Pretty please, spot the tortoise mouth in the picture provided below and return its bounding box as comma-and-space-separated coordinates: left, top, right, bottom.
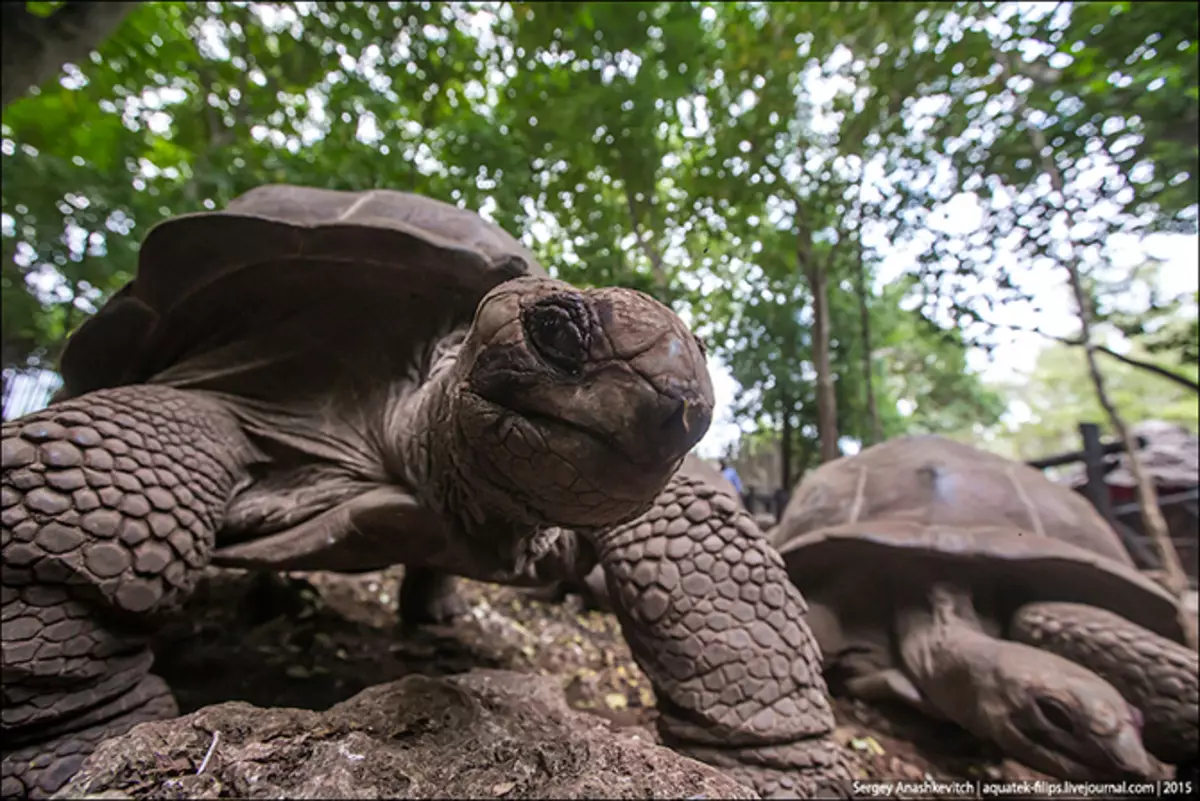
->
1012, 716, 1143, 779
468, 389, 623, 460
466, 388, 683, 476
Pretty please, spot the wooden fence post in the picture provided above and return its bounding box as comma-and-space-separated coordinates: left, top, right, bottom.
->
1079, 422, 1117, 529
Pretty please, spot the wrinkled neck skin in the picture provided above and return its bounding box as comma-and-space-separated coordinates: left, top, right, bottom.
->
385, 328, 590, 585
894, 583, 1002, 736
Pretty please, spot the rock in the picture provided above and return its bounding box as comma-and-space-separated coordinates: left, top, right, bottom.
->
55, 669, 756, 800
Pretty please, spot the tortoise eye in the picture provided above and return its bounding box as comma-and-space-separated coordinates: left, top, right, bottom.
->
522, 294, 593, 374
1036, 696, 1076, 734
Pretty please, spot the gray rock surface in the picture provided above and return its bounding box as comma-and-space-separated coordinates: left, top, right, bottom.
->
55, 669, 756, 800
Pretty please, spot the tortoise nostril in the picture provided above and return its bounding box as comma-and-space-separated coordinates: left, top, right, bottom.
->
654, 392, 710, 459
662, 398, 688, 433
522, 294, 593, 373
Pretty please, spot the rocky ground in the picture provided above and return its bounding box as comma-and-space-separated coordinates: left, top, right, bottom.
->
132, 565, 1051, 797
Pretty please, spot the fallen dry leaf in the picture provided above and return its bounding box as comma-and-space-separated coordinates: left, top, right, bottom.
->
850, 735, 885, 756
604, 693, 628, 710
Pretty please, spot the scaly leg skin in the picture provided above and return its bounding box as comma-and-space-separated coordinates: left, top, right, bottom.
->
398, 567, 469, 627
1011, 601, 1199, 766
594, 472, 851, 799
1, 385, 251, 799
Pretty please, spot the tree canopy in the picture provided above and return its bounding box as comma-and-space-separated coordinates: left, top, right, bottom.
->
991, 334, 1199, 460
3, 0, 1196, 484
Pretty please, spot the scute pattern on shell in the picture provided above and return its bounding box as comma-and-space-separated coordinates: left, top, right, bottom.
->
772, 436, 1181, 639
775, 435, 1132, 565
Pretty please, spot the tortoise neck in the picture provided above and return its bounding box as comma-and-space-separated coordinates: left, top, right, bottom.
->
391, 326, 474, 517
906, 582, 983, 632
389, 326, 559, 581
894, 583, 1003, 730
895, 582, 988, 661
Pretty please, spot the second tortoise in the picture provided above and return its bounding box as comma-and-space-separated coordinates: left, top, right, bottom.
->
772, 435, 1197, 781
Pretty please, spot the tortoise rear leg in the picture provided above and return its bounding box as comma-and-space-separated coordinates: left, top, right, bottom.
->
1010, 601, 1198, 770
594, 472, 850, 798
398, 567, 469, 626
2, 385, 254, 799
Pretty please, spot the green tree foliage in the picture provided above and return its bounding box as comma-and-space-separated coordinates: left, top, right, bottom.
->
1087, 261, 1200, 368
992, 337, 1199, 460
845, 2, 1198, 349
480, 2, 719, 302
2, 1, 1194, 481
3, 2, 504, 368
872, 277, 1007, 437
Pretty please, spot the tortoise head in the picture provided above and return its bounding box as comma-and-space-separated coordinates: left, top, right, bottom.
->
453, 276, 713, 528
987, 647, 1153, 780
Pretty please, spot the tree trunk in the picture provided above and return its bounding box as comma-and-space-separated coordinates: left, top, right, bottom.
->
853, 235, 882, 445
618, 153, 671, 304
790, 159, 839, 464
1068, 282, 1189, 585
804, 253, 840, 463
994, 47, 1193, 645
780, 389, 794, 493
2, 2, 138, 108
793, 439, 814, 487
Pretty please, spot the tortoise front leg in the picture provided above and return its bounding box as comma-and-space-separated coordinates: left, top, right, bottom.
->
2, 385, 252, 799
593, 472, 850, 799
1011, 601, 1198, 768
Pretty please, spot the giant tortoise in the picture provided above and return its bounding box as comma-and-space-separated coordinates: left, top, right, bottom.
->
772, 435, 1197, 781
1, 186, 847, 799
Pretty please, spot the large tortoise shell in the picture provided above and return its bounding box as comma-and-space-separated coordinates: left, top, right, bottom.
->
58, 185, 546, 398
773, 436, 1183, 641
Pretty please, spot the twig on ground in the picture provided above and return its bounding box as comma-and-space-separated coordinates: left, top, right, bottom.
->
197, 730, 221, 775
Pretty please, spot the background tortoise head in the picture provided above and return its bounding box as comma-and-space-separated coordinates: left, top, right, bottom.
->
456, 275, 714, 528
986, 644, 1151, 779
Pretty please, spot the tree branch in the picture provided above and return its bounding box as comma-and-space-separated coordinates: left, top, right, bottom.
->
1093, 342, 1199, 393
972, 311, 1200, 394
616, 153, 670, 300
2, 2, 138, 108
994, 46, 1192, 635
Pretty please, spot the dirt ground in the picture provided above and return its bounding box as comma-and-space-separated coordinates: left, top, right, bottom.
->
150, 566, 1049, 796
